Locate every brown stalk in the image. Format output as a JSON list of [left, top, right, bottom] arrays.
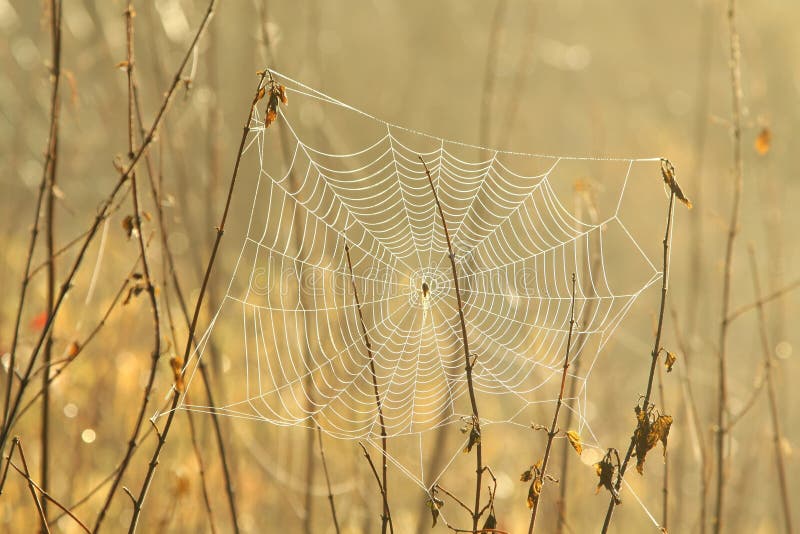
[[126, 69, 267, 534], [657, 361, 669, 531], [528, 274, 577, 533], [747, 247, 793, 534], [93, 6, 163, 529], [713, 1, 745, 530], [420, 156, 486, 532], [185, 408, 218, 534], [1, 0, 63, 439], [41, 1, 63, 517], [131, 59, 241, 534], [358, 441, 393, 533], [601, 188, 677, 532], [4, 438, 50, 533], [555, 184, 600, 534], [0, 0, 218, 453], [726, 278, 800, 323], [317, 427, 341, 534], [1, 437, 90, 533], [345, 244, 393, 534]]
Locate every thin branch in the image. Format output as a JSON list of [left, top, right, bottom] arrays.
[[528, 273, 577, 533], [601, 186, 677, 532], [421, 156, 485, 532], [130, 48, 241, 534], [0, 0, 219, 454], [556, 184, 600, 534], [345, 244, 392, 534], [747, 247, 793, 534], [186, 405, 218, 534], [657, 361, 669, 531], [94, 6, 163, 527], [41, 1, 64, 518], [317, 427, 341, 534], [126, 66, 266, 534], [726, 278, 800, 323], [714, 1, 745, 530], [9, 438, 50, 533]]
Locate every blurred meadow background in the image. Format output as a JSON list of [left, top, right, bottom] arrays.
[[1, 0, 798, 532]]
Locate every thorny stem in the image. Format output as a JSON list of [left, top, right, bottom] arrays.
[[420, 156, 485, 532], [345, 244, 393, 534], [317, 427, 341, 534], [93, 5, 163, 530], [601, 189, 676, 532], [41, 1, 63, 521], [747, 247, 793, 534], [126, 67, 266, 534], [714, 0, 744, 530], [0, 0, 218, 455], [528, 274, 577, 533]]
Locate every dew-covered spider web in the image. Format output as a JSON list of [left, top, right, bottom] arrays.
[[174, 69, 674, 530]]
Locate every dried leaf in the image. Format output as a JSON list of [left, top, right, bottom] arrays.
[[425, 495, 443, 527], [170, 356, 185, 393], [664, 350, 677, 373], [481, 508, 497, 531], [254, 86, 266, 105], [122, 215, 137, 240], [116, 60, 129, 70], [464, 426, 481, 453], [633, 405, 673, 474], [278, 84, 288, 105], [594, 449, 621, 504], [754, 127, 771, 155], [30, 311, 48, 331], [566, 430, 583, 455], [526, 481, 538, 509], [520, 467, 533, 483], [67, 341, 80, 358], [660, 159, 692, 209]]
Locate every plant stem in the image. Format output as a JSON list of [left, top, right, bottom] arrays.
[[420, 156, 485, 532], [94, 5, 163, 529], [345, 244, 392, 534], [317, 427, 341, 534], [528, 273, 577, 533], [714, 1, 744, 530], [126, 67, 265, 534], [747, 247, 793, 534], [601, 189, 676, 532], [41, 0, 63, 522]]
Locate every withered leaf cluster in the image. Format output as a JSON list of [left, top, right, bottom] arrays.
[[257, 78, 288, 129], [633, 403, 673, 475], [425, 491, 444, 527], [594, 448, 621, 504], [660, 158, 692, 209], [521, 459, 543, 509]]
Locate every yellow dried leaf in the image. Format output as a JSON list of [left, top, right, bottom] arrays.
[[664, 351, 677, 373], [170, 356, 185, 393], [566, 430, 583, 455], [754, 127, 771, 155], [660, 159, 692, 209]]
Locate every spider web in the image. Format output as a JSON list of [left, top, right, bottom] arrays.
[[174, 70, 671, 529]]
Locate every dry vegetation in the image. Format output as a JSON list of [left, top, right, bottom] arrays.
[[1, 1, 797, 533]]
